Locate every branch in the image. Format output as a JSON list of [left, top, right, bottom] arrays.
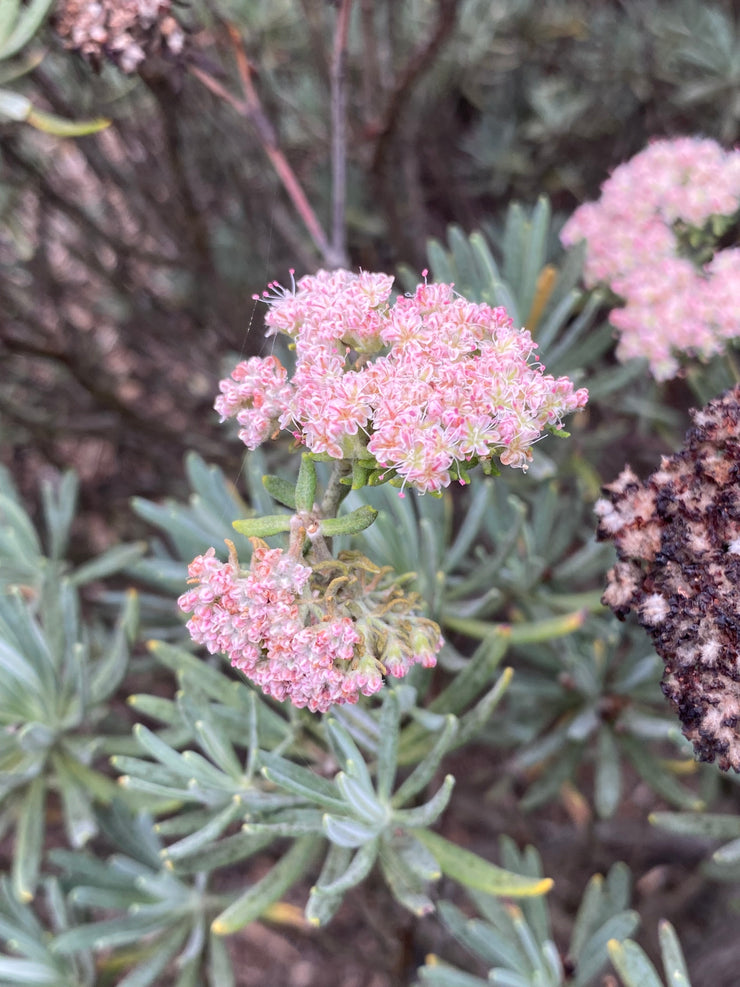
[[189, 23, 336, 267], [370, 0, 459, 176], [319, 460, 352, 518]]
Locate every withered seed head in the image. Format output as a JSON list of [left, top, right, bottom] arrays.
[[54, 0, 186, 74], [596, 385, 740, 771]]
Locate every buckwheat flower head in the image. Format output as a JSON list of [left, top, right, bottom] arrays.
[[218, 270, 587, 493], [561, 137, 740, 381], [178, 541, 442, 713], [596, 385, 740, 770]]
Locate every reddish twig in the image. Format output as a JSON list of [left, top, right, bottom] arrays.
[[227, 23, 336, 265], [189, 63, 245, 113], [189, 25, 334, 266]]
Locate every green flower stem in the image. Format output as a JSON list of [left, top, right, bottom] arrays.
[[315, 460, 353, 556], [441, 608, 588, 644]]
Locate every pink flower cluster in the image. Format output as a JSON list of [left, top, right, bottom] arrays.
[[561, 137, 740, 381], [215, 270, 588, 493], [178, 541, 441, 713]]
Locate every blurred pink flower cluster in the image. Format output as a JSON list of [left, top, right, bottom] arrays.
[[178, 541, 441, 713], [561, 137, 740, 381], [216, 270, 588, 493]]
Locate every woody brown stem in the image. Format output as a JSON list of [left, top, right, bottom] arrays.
[[320, 461, 353, 519]]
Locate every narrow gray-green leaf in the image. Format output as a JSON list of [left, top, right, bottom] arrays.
[[260, 753, 347, 813], [393, 775, 455, 829], [393, 716, 458, 807], [0, 958, 62, 985], [0, 494, 41, 559], [115, 925, 188, 987], [319, 506, 378, 537], [574, 911, 640, 987], [0, 1, 20, 50], [412, 829, 553, 898], [607, 939, 663, 987], [417, 964, 489, 986], [375, 688, 400, 801], [52, 915, 163, 955], [168, 829, 273, 875], [324, 716, 374, 788], [232, 514, 292, 537], [378, 843, 435, 916], [335, 772, 386, 824], [294, 454, 317, 512], [323, 814, 380, 848], [161, 799, 244, 861], [0, 88, 30, 121], [310, 838, 379, 902], [69, 543, 146, 587], [12, 774, 46, 901], [207, 931, 236, 987], [0, 0, 55, 60], [712, 836, 740, 865], [621, 738, 703, 811], [649, 811, 740, 841], [594, 726, 622, 820], [52, 754, 97, 848], [261, 475, 296, 510], [657, 920, 692, 987], [211, 835, 320, 934], [193, 718, 244, 780]]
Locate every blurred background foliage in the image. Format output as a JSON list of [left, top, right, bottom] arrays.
[[3, 0, 740, 985]]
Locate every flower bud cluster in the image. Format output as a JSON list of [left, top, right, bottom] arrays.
[[596, 385, 740, 770], [216, 270, 587, 494], [561, 137, 740, 381], [178, 539, 441, 713], [55, 0, 185, 74]]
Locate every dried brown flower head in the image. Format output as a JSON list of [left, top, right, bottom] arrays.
[[596, 384, 740, 771], [54, 0, 186, 74]]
